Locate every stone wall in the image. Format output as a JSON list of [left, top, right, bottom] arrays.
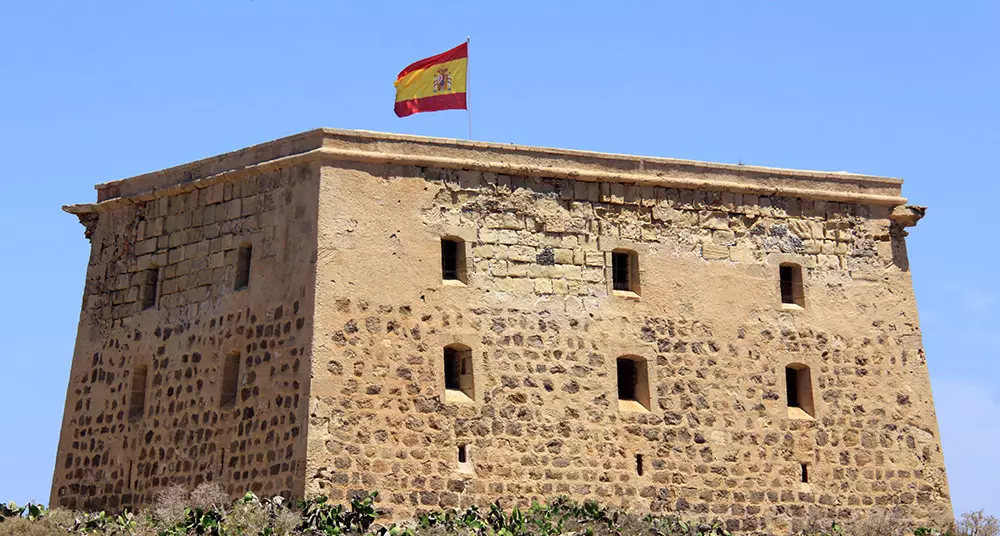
[[305, 161, 952, 532], [51, 162, 319, 510], [54, 129, 952, 533]]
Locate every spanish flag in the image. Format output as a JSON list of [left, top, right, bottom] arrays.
[[394, 42, 468, 118]]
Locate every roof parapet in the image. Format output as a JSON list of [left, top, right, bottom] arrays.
[[64, 128, 908, 216]]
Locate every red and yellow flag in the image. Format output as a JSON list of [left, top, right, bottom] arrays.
[[394, 42, 468, 118]]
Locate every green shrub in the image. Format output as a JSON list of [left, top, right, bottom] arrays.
[[0, 486, 991, 536]]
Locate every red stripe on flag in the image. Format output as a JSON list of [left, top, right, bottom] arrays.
[[394, 93, 467, 117], [396, 43, 469, 81]]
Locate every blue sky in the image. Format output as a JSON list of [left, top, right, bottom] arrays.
[[1, 0, 996, 516]]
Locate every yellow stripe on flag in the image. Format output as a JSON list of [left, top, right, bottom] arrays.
[[393, 57, 468, 103]]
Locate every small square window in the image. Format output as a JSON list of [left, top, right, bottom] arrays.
[[612, 250, 639, 295]]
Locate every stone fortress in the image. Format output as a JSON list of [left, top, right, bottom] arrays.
[[53, 129, 952, 532]]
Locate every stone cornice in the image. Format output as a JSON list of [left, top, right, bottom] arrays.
[[63, 128, 908, 216]]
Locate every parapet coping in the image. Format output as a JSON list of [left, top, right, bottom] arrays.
[[64, 128, 908, 215]]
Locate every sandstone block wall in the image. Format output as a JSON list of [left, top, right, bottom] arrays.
[[52, 157, 319, 510], [55, 129, 952, 533]]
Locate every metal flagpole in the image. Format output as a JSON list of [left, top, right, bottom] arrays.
[[466, 36, 472, 140]]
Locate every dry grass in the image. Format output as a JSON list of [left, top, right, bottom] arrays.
[[958, 511, 1000, 536]]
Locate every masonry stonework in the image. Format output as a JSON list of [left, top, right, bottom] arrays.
[[54, 129, 952, 532]]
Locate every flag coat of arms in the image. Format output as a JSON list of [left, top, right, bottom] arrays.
[[394, 42, 468, 117]]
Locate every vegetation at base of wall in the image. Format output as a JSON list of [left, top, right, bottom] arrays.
[[1, 485, 995, 536]]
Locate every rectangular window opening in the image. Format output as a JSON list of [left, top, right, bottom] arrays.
[[141, 268, 159, 310], [612, 252, 631, 291], [441, 240, 457, 280], [786, 367, 800, 408], [780, 264, 804, 307], [618, 359, 638, 401], [786, 364, 815, 418], [636, 454, 644, 476], [220, 352, 241, 408], [801, 463, 809, 483], [235, 245, 252, 290], [128, 364, 148, 421], [444, 348, 461, 391], [617, 356, 650, 411], [456, 443, 473, 473], [441, 238, 464, 281], [444, 345, 475, 401]]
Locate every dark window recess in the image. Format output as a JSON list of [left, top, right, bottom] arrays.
[[612, 252, 631, 291], [444, 347, 461, 390], [442, 239, 460, 280], [235, 245, 252, 290], [801, 463, 809, 483], [780, 264, 805, 306], [636, 454, 644, 476], [220, 352, 240, 408], [616, 356, 651, 410], [780, 265, 795, 303], [785, 364, 815, 417], [443, 345, 475, 400], [128, 365, 148, 421], [458, 445, 468, 464], [786, 367, 800, 408], [618, 358, 638, 401], [142, 268, 159, 310]]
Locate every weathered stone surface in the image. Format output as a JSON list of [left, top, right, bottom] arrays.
[[54, 129, 952, 530]]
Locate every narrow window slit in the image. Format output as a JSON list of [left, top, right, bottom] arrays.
[[444, 348, 460, 390], [456, 443, 472, 473], [142, 268, 159, 310], [618, 359, 637, 400], [636, 454, 644, 476], [786, 367, 799, 408], [220, 352, 241, 408], [801, 463, 809, 483], [612, 252, 630, 291], [235, 245, 252, 290], [128, 364, 148, 421]]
